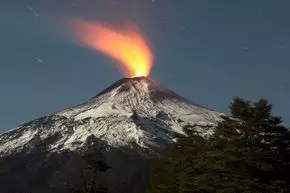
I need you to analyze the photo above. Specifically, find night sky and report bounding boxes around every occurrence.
[1,0,290,132]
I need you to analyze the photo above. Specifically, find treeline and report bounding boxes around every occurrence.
[148,98,290,193]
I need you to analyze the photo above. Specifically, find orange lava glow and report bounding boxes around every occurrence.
[71,19,153,78]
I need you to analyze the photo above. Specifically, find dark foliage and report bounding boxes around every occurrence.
[149,98,290,193]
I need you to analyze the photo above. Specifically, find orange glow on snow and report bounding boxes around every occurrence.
[71,19,153,78]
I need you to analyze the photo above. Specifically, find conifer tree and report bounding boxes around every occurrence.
[149,98,290,193]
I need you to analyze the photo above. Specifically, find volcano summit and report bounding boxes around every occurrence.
[0,77,221,193]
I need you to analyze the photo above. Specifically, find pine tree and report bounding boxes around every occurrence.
[148,98,290,193]
[215,98,290,192]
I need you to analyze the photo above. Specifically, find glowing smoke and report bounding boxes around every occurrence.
[70,19,154,78]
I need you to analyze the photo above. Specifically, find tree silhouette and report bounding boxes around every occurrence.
[149,98,290,193]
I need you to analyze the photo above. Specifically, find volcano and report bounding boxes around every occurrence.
[0,77,221,193]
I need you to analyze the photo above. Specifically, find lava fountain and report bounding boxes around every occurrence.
[70,19,154,78]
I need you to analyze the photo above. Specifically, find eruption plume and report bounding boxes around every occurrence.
[70,19,153,78]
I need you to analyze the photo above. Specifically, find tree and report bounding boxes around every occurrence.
[216,98,290,192]
[149,98,290,193]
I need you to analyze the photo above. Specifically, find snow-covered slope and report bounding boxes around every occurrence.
[0,77,221,157]
[0,76,222,193]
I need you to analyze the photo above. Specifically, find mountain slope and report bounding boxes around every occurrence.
[0,77,220,156]
[0,77,221,192]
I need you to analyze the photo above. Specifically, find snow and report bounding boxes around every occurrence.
[0,129,38,156]
[0,77,222,156]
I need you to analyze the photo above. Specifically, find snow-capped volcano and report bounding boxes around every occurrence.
[0,77,220,156]
[0,77,221,193]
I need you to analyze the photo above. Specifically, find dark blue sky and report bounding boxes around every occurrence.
[1,0,290,132]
